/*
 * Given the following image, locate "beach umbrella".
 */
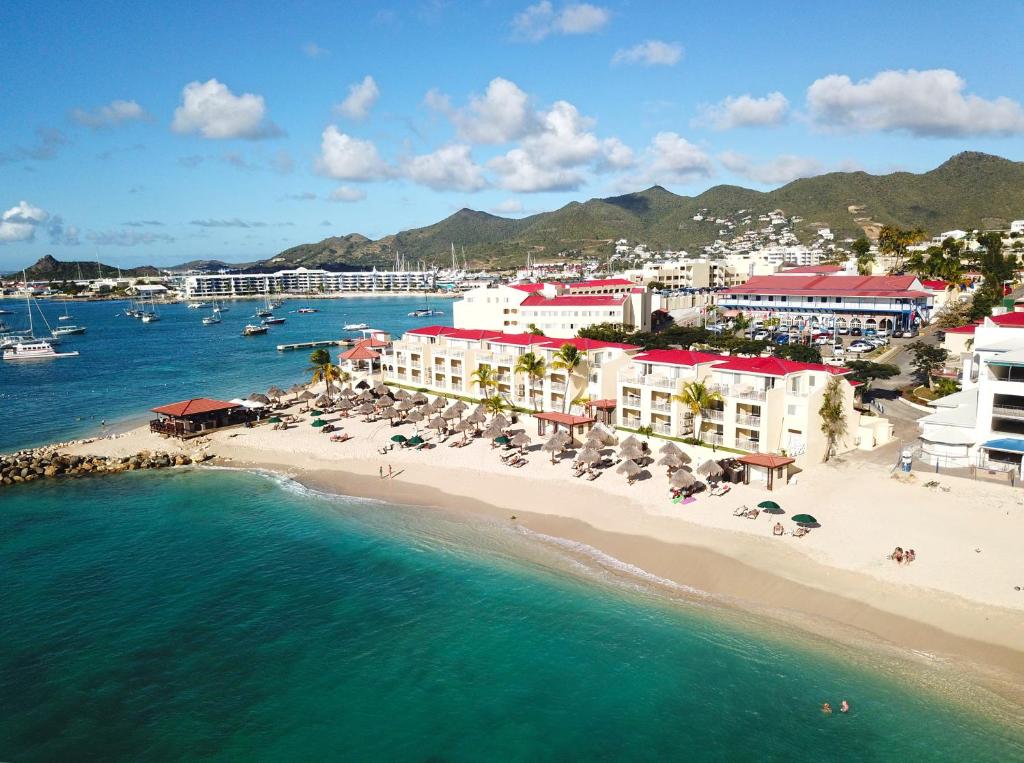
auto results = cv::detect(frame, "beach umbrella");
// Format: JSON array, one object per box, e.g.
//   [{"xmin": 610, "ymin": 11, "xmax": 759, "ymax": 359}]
[
  {"xmin": 310, "ymin": 419, "xmax": 327, "ymax": 427},
  {"xmin": 620, "ymin": 434, "xmax": 641, "ymax": 449},
  {"xmin": 494, "ymin": 435, "xmax": 511, "ymax": 446},
  {"xmin": 356, "ymin": 380, "xmax": 370, "ymax": 389},
  {"xmin": 657, "ymin": 453, "xmax": 683, "ymax": 469},
  {"xmin": 428, "ymin": 416, "xmax": 446, "ymax": 430},
  {"xmin": 340, "ymin": 386, "xmax": 355, "ymax": 397},
  {"xmin": 576, "ymin": 447, "xmax": 601, "ymax": 465},
  {"xmin": 542, "ymin": 436, "xmax": 565, "ymax": 462},
  {"xmin": 434, "ymin": 395, "xmax": 448, "ymax": 405},
  {"xmin": 373, "ymin": 384, "xmax": 390, "ymax": 395},
  {"xmin": 511, "ymin": 432, "xmax": 532, "ymax": 448},
  {"xmin": 249, "ymin": 393, "xmax": 272, "ymax": 404},
  {"xmin": 697, "ymin": 459, "xmax": 724, "ymax": 478},
  {"xmin": 407, "ymin": 435, "xmax": 425, "ymax": 447},
  {"xmin": 453, "ymin": 400, "xmax": 468, "ymax": 412},
  {"xmin": 791, "ymin": 514, "xmax": 818, "ymax": 526},
  {"xmin": 394, "ymin": 389, "xmax": 410, "ymax": 400},
  {"xmin": 267, "ymin": 386, "xmax": 285, "ymax": 399},
  {"xmin": 267, "ymin": 416, "xmax": 282, "ymax": 424},
  {"xmin": 454, "ymin": 419, "xmax": 475, "ymax": 435},
  {"xmin": 308, "ymin": 409, "xmax": 324, "ymax": 416},
  {"xmin": 315, "ymin": 394, "xmax": 331, "ymax": 407},
  {"xmin": 442, "ymin": 407, "xmax": 461, "ymax": 420},
  {"xmin": 395, "ymin": 399, "xmax": 414, "ymax": 411},
  {"xmin": 412, "ymin": 392, "xmax": 428, "ymax": 404},
  {"xmin": 482, "ymin": 424, "xmax": 504, "ymax": 439},
  {"xmin": 299, "ymin": 390, "xmax": 316, "ymax": 401},
  {"xmin": 376, "ymin": 394, "xmax": 395, "ymax": 407},
  {"xmin": 658, "ymin": 441, "xmax": 683, "ymax": 456},
  {"xmin": 357, "ymin": 390, "xmax": 374, "ymax": 402},
  {"xmin": 619, "ymin": 443, "xmax": 644, "ymax": 461},
  {"xmin": 670, "ymin": 469, "xmax": 696, "ymax": 488},
  {"xmin": 288, "ymin": 383, "xmax": 304, "ymax": 395},
  {"xmin": 467, "ymin": 409, "xmax": 487, "ymax": 424},
  {"xmin": 354, "ymin": 403, "xmax": 375, "ymax": 415},
  {"xmin": 491, "ymin": 413, "xmax": 510, "ymax": 429},
  {"xmin": 759, "ymin": 501, "xmax": 784, "ymax": 515},
  {"xmin": 406, "ymin": 409, "xmax": 424, "ymax": 422},
  {"xmin": 616, "ymin": 460, "xmax": 641, "ymax": 479},
  {"xmin": 379, "ymin": 406, "xmax": 397, "ymax": 420},
  {"xmin": 337, "ymin": 398, "xmax": 353, "ymax": 410},
  {"xmin": 391, "ymin": 434, "xmax": 408, "ymax": 443}
]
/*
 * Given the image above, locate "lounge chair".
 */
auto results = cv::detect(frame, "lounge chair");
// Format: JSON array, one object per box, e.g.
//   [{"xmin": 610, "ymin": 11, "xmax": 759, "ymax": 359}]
[
  {"xmin": 330, "ymin": 433, "xmax": 352, "ymax": 443},
  {"xmin": 744, "ymin": 508, "xmax": 760, "ymax": 519},
  {"xmin": 732, "ymin": 505, "xmax": 749, "ymax": 517},
  {"xmin": 793, "ymin": 527, "xmax": 810, "ymax": 538},
  {"xmin": 586, "ymin": 469, "xmax": 601, "ymax": 481}
]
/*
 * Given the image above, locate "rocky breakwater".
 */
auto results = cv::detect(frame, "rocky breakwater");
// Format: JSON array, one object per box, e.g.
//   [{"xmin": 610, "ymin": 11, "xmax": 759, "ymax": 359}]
[{"xmin": 0, "ymin": 448, "xmax": 213, "ymax": 487}]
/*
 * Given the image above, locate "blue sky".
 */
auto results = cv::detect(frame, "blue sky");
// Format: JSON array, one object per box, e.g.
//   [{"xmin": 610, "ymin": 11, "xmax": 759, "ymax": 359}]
[{"xmin": 2, "ymin": 0, "xmax": 1023, "ymax": 269}]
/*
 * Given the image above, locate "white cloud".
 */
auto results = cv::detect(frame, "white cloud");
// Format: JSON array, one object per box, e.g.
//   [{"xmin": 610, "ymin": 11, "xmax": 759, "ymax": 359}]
[
  {"xmin": 403, "ymin": 144, "xmax": 487, "ymax": 192},
  {"xmin": 694, "ymin": 92, "xmax": 789, "ymax": 130},
  {"xmin": 335, "ymin": 75, "xmax": 380, "ymax": 121},
  {"xmin": 718, "ymin": 151, "xmax": 823, "ymax": 185},
  {"xmin": 626, "ymin": 132, "xmax": 713, "ymax": 187},
  {"xmin": 512, "ymin": 1, "xmax": 609, "ymax": 42},
  {"xmin": 806, "ymin": 68, "xmax": 1024, "ymax": 137},
  {"xmin": 0, "ymin": 201, "xmax": 48, "ymax": 242},
  {"xmin": 315, "ymin": 126, "xmax": 392, "ymax": 181},
  {"xmin": 87, "ymin": 230, "xmax": 174, "ymax": 246},
  {"xmin": 488, "ymin": 149, "xmax": 584, "ymax": 192},
  {"xmin": 330, "ymin": 186, "xmax": 367, "ymax": 203},
  {"xmin": 171, "ymin": 79, "xmax": 281, "ymax": 140},
  {"xmin": 520, "ymin": 100, "xmax": 600, "ymax": 166},
  {"xmin": 71, "ymin": 99, "xmax": 149, "ymax": 128},
  {"xmin": 441, "ymin": 78, "xmax": 536, "ymax": 144},
  {"xmin": 611, "ymin": 40, "xmax": 682, "ymax": 67},
  {"xmin": 302, "ymin": 41, "xmax": 330, "ymax": 58},
  {"xmin": 599, "ymin": 137, "xmax": 634, "ymax": 169},
  {"xmin": 491, "ymin": 199, "xmax": 526, "ymax": 215}
]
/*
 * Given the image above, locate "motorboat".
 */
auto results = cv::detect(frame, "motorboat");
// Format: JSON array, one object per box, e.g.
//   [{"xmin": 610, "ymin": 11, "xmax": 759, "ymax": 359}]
[
  {"xmin": 343, "ymin": 322, "xmax": 369, "ymax": 330},
  {"xmin": 52, "ymin": 325, "xmax": 87, "ymax": 336},
  {"xmin": 297, "ymin": 308, "xmax": 318, "ymax": 314},
  {"xmin": 255, "ymin": 309, "xmax": 273, "ymax": 318},
  {"xmin": 262, "ymin": 316, "xmax": 286, "ymax": 325},
  {"xmin": 202, "ymin": 314, "xmax": 222, "ymax": 325},
  {"xmin": 407, "ymin": 308, "xmax": 444, "ymax": 317},
  {"xmin": 3, "ymin": 339, "xmax": 79, "ymax": 361},
  {"xmin": 187, "ymin": 302, "xmax": 210, "ymax": 309},
  {"xmin": 242, "ymin": 324, "xmax": 269, "ymax": 336}
]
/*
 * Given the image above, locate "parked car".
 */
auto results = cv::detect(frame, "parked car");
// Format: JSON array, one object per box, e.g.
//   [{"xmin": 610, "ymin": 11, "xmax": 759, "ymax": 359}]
[
  {"xmin": 831, "ymin": 344, "xmax": 846, "ymax": 356},
  {"xmin": 864, "ymin": 328, "xmax": 877, "ymax": 336},
  {"xmin": 774, "ymin": 334, "xmax": 790, "ymax": 345},
  {"xmin": 876, "ymin": 327, "xmax": 892, "ymax": 337},
  {"xmin": 850, "ymin": 327, "xmax": 863, "ymax": 336},
  {"xmin": 848, "ymin": 341, "xmax": 874, "ymax": 353},
  {"xmin": 837, "ymin": 325, "xmax": 850, "ymax": 335},
  {"xmin": 813, "ymin": 335, "xmax": 832, "ymax": 345},
  {"xmin": 753, "ymin": 329, "xmax": 770, "ymax": 341},
  {"xmin": 900, "ymin": 328, "xmax": 919, "ymax": 338}
]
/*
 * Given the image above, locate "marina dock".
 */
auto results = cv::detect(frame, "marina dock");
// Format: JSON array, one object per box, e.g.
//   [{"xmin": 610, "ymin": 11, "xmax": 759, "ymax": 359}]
[{"xmin": 276, "ymin": 339, "xmax": 354, "ymax": 352}]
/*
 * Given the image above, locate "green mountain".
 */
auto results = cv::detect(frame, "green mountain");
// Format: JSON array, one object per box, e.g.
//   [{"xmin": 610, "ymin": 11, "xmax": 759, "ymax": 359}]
[
  {"xmin": 17, "ymin": 255, "xmax": 161, "ymax": 281},
  {"xmin": 263, "ymin": 151, "xmax": 1024, "ymax": 269},
  {"xmin": 165, "ymin": 258, "xmax": 258, "ymax": 273}
]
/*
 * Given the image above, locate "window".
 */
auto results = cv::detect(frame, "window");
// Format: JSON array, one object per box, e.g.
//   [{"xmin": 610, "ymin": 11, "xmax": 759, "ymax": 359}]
[
  {"xmin": 808, "ymin": 376, "xmax": 816, "ymax": 388},
  {"xmin": 787, "ymin": 404, "xmax": 797, "ymax": 415}
]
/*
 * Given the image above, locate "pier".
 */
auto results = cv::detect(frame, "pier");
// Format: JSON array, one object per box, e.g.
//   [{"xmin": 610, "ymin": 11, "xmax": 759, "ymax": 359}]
[{"xmin": 276, "ymin": 339, "xmax": 354, "ymax": 352}]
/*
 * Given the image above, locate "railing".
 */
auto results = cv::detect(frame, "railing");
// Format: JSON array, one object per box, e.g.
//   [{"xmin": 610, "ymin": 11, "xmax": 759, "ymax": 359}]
[
  {"xmin": 736, "ymin": 414, "xmax": 762, "ymax": 428},
  {"xmin": 549, "ymin": 382, "xmax": 567, "ymax": 393},
  {"xmin": 618, "ymin": 372, "xmax": 644, "ymax": 385},
  {"xmin": 621, "ymin": 417, "xmax": 642, "ymax": 429},
  {"xmin": 736, "ymin": 437, "xmax": 760, "ymax": 451},
  {"xmin": 703, "ymin": 433, "xmax": 725, "ymax": 446},
  {"xmin": 733, "ymin": 388, "xmax": 767, "ymax": 401},
  {"xmin": 495, "ymin": 373, "xmax": 511, "ymax": 383},
  {"xmin": 621, "ymin": 397, "xmax": 642, "ymax": 408},
  {"xmin": 651, "ymin": 401, "xmax": 672, "ymax": 413},
  {"xmin": 977, "ymin": 458, "xmax": 1018, "ymax": 473},
  {"xmin": 436, "ymin": 349, "xmax": 465, "ymax": 359},
  {"xmin": 992, "ymin": 404, "xmax": 1024, "ymax": 419},
  {"xmin": 702, "ymin": 408, "xmax": 725, "ymax": 421},
  {"xmin": 653, "ymin": 422, "xmax": 673, "ymax": 435}
]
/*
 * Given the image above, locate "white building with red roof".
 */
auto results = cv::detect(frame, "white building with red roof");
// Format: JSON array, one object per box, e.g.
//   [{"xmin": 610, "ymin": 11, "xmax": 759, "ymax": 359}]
[
  {"xmin": 451, "ymin": 279, "xmax": 652, "ymax": 338},
  {"xmin": 718, "ymin": 273, "xmax": 934, "ymax": 335},
  {"xmin": 383, "ymin": 325, "xmax": 641, "ymax": 412},
  {"xmin": 616, "ymin": 350, "xmax": 888, "ymax": 462}
]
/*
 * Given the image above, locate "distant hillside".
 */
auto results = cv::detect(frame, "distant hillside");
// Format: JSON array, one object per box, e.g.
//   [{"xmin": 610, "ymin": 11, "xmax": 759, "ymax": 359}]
[
  {"xmin": 166, "ymin": 258, "xmax": 257, "ymax": 273},
  {"xmin": 233, "ymin": 151, "xmax": 1020, "ymax": 270},
  {"xmin": 15, "ymin": 255, "xmax": 161, "ymax": 281}
]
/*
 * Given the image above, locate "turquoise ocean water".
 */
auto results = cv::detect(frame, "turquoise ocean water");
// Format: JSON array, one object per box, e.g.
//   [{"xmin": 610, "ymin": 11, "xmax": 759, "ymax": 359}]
[
  {"xmin": 2, "ymin": 469, "xmax": 1022, "ymax": 761},
  {"xmin": 0, "ymin": 296, "xmax": 450, "ymax": 453},
  {"xmin": 2, "ymin": 297, "xmax": 1023, "ymax": 759}
]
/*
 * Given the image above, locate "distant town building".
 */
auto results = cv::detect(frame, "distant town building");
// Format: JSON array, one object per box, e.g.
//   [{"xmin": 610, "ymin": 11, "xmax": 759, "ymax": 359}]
[{"xmin": 183, "ymin": 267, "xmax": 436, "ymax": 297}]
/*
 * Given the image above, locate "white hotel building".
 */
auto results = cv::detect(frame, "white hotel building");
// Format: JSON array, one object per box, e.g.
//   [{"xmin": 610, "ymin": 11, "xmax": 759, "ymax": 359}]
[{"xmin": 183, "ymin": 267, "xmax": 436, "ymax": 298}]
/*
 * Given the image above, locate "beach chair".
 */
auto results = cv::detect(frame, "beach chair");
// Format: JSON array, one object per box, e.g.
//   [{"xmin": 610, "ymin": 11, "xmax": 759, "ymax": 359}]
[
  {"xmin": 793, "ymin": 527, "xmax": 810, "ymax": 538},
  {"xmin": 732, "ymin": 505, "xmax": 749, "ymax": 517},
  {"xmin": 744, "ymin": 508, "xmax": 760, "ymax": 519},
  {"xmin": 330, "ymin": 434, "xmax": 352, "ymax": 443},
  {"xmin": 586, "ymin": 469, "xmax": 601, "ymax": 481}
]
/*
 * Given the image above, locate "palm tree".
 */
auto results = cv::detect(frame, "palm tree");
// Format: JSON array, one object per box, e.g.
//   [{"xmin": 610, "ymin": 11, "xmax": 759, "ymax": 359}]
[
  {"xmin": 878, "ymin": 225, "xmax": 927, "ymax": 272},
  {"xmin": 483, "ymin": 394, "xmax": 507, "ymax": 417},
  {"xmin": 819, "ymin": 376, "xmax": 848, "ymax": 462},
  {"xmin": 470, "ymin": 364, "xmax": 497, "ymax": 401},
  {"xmin": 731, "ymin": 312, "xmax": 751, "ymax": 337},
  {"xmin": 551, "ymin": 344, "xmax": 585, "ymax": 412},
  {"xmin": 671, "ymin": 380, "xmax": 723, "ymax": 445},
  {"xmin": 514, "ymin": 351, "xmax": 546, "ymax": 411},
  {"xmin": 569, "ymin": 394, "xmax": 591, "ymax": 416},
  {"xmin": 307, "ymin": 348, "xmax": 346, "ymax": 400}
]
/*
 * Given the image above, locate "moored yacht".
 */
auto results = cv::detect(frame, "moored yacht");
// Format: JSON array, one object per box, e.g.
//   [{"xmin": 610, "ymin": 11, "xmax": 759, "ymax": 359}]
[
  {"xmin": 343, "ymin": 322, "xmax": 369, "ymax": 330},
  {"xmin": 242, "ymin": 324, "xmax": 269, "ymax": 336},
  {"xmin": 3, "ymin": 339, "xmax": 79, "ymax": 361},
  {"xmin": 52, "ymin": 325, "xmax": 87, "ymax": 336}
]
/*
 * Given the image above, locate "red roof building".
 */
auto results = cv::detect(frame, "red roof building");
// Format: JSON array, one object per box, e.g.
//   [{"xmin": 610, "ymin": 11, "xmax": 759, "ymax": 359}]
[
  {"xmin": 632, "ymin": 349, "xmax": 726, "ymax": 367},
  {"xmin": 520, "ymin": 294, "xmax": 628, "ymax": 307},
  {"xmin": 709, "ymin": 356, "xmax": 849, "ymax": 376},
  {"xmin": 151, "ymin": 398, "xmax": 240, "ymax": 417},
  {"xmin": 538, "ymin": 337, "xmax": 640, "ymax": 352}
]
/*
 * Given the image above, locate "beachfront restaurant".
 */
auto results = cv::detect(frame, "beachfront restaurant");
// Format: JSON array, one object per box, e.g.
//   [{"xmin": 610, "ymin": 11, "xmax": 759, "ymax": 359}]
[
  {"xmin": 150, "ymin": 398, "xmax": 253, "ymax": 439},
  {"xmin": 738, "ymin": 453, "xmax": 795, "ymax": 491},
  {"xmin": 534, "ymin": 412, "xmax": 596, "ymax": 442}
]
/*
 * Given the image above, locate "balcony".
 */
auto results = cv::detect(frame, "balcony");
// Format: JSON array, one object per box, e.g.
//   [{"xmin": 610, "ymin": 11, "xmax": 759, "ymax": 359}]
[
  {"xmin": 622, "ymin": 396, "xmax": 642, "ymax": 408},
  {"xmin": 651, "ymin": 401, "xmax": 672, "ymax": 413},
  {"xmin": 736, "ymin": 414, "xmax": 762, "ymax": 428},
  {"xmin": 702, "ymin": 408, "xmax": 725, "ymax": 422},
  {"xmin": 703, "ymin": 433, "xmax": 725, "ymax": 446},
  {"xmin": 652, "ymin": 422, "xmax": 673, "ymax": 435},
  {"xmin": 736, "ymin": 437, "xmax": 761, "ymax": 451},
  {"xmin": 621, "ymin": 417, "xmax": 642, "ymax": 429},
  {"xmin": 992, "ymin": 404, "xmax": 1024, "ymax": 419},
  {"xmin": 495, "ymin": 373, "xmax": 512, "ymax": 383},
  {"xmin": 435, "ymin": 349, "xmax": 465, "ymax": 360},
  {"xmin": 550, "ymin": 382, "xmax": 567, "ymax": 393}
]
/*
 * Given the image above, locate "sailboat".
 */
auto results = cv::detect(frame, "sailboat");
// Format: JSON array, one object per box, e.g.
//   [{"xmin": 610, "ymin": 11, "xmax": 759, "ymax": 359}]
[
  {"xmin": 140, "ymin": 294, "xmax": 161, "ymax": 322},
  {"xmin": 202, "ymin": 309, "xmax": 221, "ymax": 325},
  {"xmin": 2, "ymin": 273, "xmax": 78, "ymax": 360},
  {"xmin": 408, "ymin": 295, "xmax": 444, "ymax": 317},
  {"xmin": 54, "ymin": 289, "xmax": 86, "ymax": 335},
  {"xmin": 58, "ymin": 301, "xmax": 74, "ymax": 321}
]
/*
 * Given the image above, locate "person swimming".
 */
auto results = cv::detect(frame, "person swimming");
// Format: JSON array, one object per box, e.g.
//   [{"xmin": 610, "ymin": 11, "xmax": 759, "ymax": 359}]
[
  {"xmin": 840, "ymin": 700, "xmax": 850, "ymax": 713},
  {"xmin": 822, "ymin": 702, "xmax": 832, "ymax": 714}
]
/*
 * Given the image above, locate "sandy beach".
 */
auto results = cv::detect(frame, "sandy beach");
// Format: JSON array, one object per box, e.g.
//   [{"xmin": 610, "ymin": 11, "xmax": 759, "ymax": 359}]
[{"xmin": 62, "ymin": 398, "xmax": 1024, "ymax": 705}]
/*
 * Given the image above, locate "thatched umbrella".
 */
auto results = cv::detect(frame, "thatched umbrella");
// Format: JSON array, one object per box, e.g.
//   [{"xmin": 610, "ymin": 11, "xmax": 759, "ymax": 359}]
[
  {"xmin": 394, "ymin": 389, "xmax": 411, "ymax": 400},
  {"xmin": 434, "ymin": 395, "xmax": 448, "ymax": 406},
  {"xmin": 576, "ymin": 447, "xmax": 601, "ymax": 465},
  {"xmin": 379, "ymin": 405, "xmax": 396, "ymax": 420},
  {"xmin": 442, "ymin": 407, "xmax": 461, "ymax": 421},
  {"xmin": 376, "ymin": 394, "xmax": 395, "ymax": 407},
  {"xmin": 357, "ymin": 390, "xmax": 374, "ymax": 402},
  {"xmin": 356, "ymin": 380, "xmax": 370, "ymax": 389},
  {"xmin": 395, "ymin": 399, "xmax": 414, "ymax": 412},
  {"xmin": 373, "ymin": 384, "xmax": 390, "ymax": 395},
  {"xmin": 337, "ymin": 398, "xmax": 354, "ymax": 410},
  {"xmin": 454, "ymin": 419, "xmax": 475, "ymax": 439},
  {"xmin": 315, "ymin": 394, "xmax": 331, "ymax": 408},
  {"xmin": 452, "ymin": 400, "xmax": 468, "ymax": 413},
  {"xmin": 339, "ymin": 386, "xmax": 355, "ymax": 398},
  {"xmin": 406, "ymin": 409, "xmax": 425, "ymax": 432},
  {"xmin": 249, "ymin": 392, "xmax": 271, "ymax": 404},
  {"xmin": 619, "ymin": 443, "xmax": 644, "ymax": 462},
  {"xmin": 354, "ymin": 402, "xmax": 375, "ymax": 415},
  {"xmin": 466, "ymin": 409, "xmax": 487, "ymax": 424},
  {"xmin": 670, "ymin": 469, "xmax": 697, "ymax": 489},
  {"xmin": 591, "ymin": 422, "xmax": 618, "ymax": 444},
  {"xmin": 511, "ymin": 432, "xmax": 532, "ymax": 450},
  {"xmin": 657, "ymin": 453, "xmax": 684, "ymax": 470},
  {"xmin": 428, "ymin": 416, "xmax": 447, "ymax": 430},
  {"xmin": 658, "ymin": 441, "xmax": 683, "ymax": 456},
  {"xmin": 482, "ymin": 423, "xmax": 504, "ymax": 439},
  {"xmin": 620, "ymin": 434, "xmax": 641, "ymax": 449},
  {"xmin": 267, "ymin": 385, "xmax": 285, "ymax": 400},
  {"xmin": 412, "ymin": 392, "xmax": 429, "ymax": 404},
  {"xmin": 696, "ymin": 459, "xmax": 724, "ymax": 478},
  {"xmin": 288, "ymin": 383, "xmax": 304, "ymax": 396},
  {"xmin": 616, "ymin": 460, "xmax": 641, "ymax": 481},
  {"xmin": 491, "ymin": 413, "xmax": 510, "ymax": 429},
  {"xmin": 299, "ymin": 390, "xmax": 316, "ymax": 401},
  {"xmin": 542, "ymin": 436, "xmax": 565, "ymax": 463}
]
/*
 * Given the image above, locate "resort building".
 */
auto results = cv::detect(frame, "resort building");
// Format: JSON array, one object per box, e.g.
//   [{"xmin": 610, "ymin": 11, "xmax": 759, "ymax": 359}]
[
  {"xmin": 617, "ymin": 259, "xmax": 747, "ymax": 290},
  {"xmin": 919, "ymin": 315, "xmax": 1024, "ymax": 477},
  {"xmin": 718, "ymin": 273, "xmax": 934, "ymax": 334},
  {"xmin": 616, "ymin": 351, "xmax": 882, "ymax": 463},
  {"xmin": 183, "ymin": 267, "xmax": 436, "ymax": 297},
  {"xmin": 451, "ymin": 280, "xmax": 652, "ymax": 338},
  {"xmin": 381, "ymin": 325, "xmax": 641, "ymax": 413}
]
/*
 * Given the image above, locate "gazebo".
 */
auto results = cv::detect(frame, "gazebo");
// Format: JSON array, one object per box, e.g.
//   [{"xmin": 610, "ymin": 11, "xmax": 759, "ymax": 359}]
[
  {"xmin": 149, "ymin": 398, "xmax": 248, "ymax": 439},
  {"xmin": 583, "ymin": 399, "xmax": 617, "ymax": 425},
  {"xmin": 339, "ymin": 341, "xmax": 382, "ymax": 378},
  {"xmin": 738, "ymin": 453, "xmax": 796, "ymax": 491},
  {"xmin": 533, "ymin": 412, "xmax": 595, "ymax": 441}
]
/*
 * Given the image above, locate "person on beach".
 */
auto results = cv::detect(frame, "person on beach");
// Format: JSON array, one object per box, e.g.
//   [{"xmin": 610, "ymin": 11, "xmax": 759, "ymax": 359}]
[
  {"xmin": 840, "ymin": 700, "xmax": 850, "ymax": 713},
  {"xmin": 379, "ymin": 465, "xmax": 384, "ymax": 480},
  {"xmin": 387, "ymin": 464, "xmax": 393, "ymax": 479},
  {"xmin": 822, "ymin": 702, "xmax": 832, "ymax": 714},
  {"xmin": 907, "ymin": 549, "xmax": 916, "ymax": 564}
]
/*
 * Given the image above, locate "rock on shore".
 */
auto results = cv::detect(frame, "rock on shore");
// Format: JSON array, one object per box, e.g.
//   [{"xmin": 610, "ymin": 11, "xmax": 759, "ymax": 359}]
[{"xmin": 0, "ymin": 447, "xmax": 213, "ymax": 487}]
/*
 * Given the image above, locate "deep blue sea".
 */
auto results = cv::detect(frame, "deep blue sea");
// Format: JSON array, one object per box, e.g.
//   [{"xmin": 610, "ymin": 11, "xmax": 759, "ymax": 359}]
[
  {"xmin": 2, "ymin": 297, "xmax": 1023, "ymax": 760},
  {"xmin": 1, "ymin": 470, "xmax": 1021, "ymax": 761},
  {"xmin": 0, "ymin": 296, "xmax": 452, "ymax": 453}
]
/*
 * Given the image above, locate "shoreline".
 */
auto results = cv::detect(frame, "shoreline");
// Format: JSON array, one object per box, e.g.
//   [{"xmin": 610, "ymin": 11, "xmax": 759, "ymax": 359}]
[{"xmin": 49, "ymin": 409, "xmax": 1024, "ymax": 711}]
